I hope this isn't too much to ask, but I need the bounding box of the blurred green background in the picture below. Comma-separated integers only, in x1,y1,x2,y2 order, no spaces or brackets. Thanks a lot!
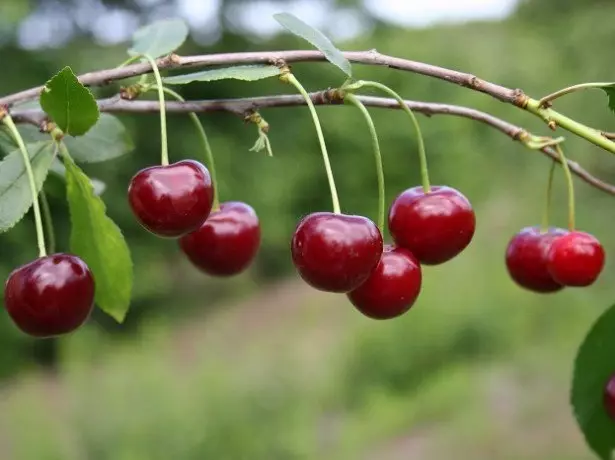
1,0,615,458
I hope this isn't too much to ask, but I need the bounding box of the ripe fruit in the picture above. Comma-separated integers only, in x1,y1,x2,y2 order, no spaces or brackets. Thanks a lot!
604,373,615,421
291,212,383,293
179,201,260,277
128,160,214,238
388,185,475,265
547,231,605,287
347,245,422,319
4,254,95,338
505,226,567,293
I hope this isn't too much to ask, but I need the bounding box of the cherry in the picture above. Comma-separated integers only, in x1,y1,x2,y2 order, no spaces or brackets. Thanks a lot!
604,373,615,421
388,185,475,265
291,212,383,293
547,231,605,287
128,159,214,238
347,245,422,319
179,201,260,277
505,226,568,293
4,253,95,338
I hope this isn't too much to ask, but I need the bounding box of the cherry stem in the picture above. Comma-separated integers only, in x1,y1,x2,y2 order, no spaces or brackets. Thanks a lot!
555,144,576,230
142,54,169,166
283,72,341,214
344,93,385,233
40,189,56,254
541,160,556,232
2,115,46,257
117,55,141,69
538,82,614,107
152,85,220,211
354,80,430,193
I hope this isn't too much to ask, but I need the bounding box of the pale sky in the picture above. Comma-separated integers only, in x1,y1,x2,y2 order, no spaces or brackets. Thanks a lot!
17,0,520,49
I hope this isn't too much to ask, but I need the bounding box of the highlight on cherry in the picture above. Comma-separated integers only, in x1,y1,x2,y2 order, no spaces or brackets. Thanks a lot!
2,13,615,459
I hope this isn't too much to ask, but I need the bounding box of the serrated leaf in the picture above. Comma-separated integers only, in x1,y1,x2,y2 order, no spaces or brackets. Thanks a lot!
128,18,188,59
0,141,56,232
39,66,100,136
49,158,106,195
163,65,281,85
64,155,132,322
602,86,615,115
571,303,615,459
64,114,134,163
273,12,352,77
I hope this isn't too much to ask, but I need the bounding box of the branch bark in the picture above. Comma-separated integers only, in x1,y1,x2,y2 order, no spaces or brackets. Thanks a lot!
10,91,614,195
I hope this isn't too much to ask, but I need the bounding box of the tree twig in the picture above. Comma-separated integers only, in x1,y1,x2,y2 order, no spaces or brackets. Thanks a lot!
10,91,614,196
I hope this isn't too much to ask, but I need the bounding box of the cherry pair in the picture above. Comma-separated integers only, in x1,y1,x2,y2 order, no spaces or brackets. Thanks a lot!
128,160,260,277
505,227,604,293
291,185,475,320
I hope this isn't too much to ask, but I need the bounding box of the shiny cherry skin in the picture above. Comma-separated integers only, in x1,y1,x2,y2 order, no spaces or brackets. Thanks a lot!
604,373,615,421
388,185,476,265
347,245,422,320
291,212,383,293
4,253,95,338
505,226,568,293
546,231,605,287
128,159,214,238
179,201,261,277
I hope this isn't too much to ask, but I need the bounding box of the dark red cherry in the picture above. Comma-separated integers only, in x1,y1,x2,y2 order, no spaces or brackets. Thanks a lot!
388,185,475,265
547,231,605,287
291,212,383,293
347,245,422,319
179,201,260,277
128,159,214,238
505,226,568,293
604,373,615,421
4,253,95,338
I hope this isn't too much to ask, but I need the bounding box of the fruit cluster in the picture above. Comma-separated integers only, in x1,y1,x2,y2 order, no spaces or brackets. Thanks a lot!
3,159,261,338
505,227,604,293
291,185,476,319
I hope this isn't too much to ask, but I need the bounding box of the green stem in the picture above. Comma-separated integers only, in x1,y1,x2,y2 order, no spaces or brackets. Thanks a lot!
538,82,614,106
142,55,169,165
525,98,615,154
354,80,430,192
344,93,385,233
541,160,556,232
554,145,576,231
40,189,56,254
117,55,141,68
151,85,220,210
2,115,46,257
283,73,341,214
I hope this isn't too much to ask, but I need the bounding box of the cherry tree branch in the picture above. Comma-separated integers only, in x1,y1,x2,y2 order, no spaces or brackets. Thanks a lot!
11,91,614,195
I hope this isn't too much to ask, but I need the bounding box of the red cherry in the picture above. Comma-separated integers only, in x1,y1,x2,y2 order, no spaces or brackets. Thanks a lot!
128,160,214,238
505,226,568,293
604,373,615,421
347,245,422,319
388,185,475,265
4,254,95,338
291,212,383,293
179,201,260,277
547,231,605,287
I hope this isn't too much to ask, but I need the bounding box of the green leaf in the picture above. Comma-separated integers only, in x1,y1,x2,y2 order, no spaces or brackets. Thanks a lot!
49,158,106,195
128,18,189,59
602,86,615,115
39,66,100,136
571,303,615,459
64,114,134,163
0,142,56,232
64,155,132,322
0,125,42,154
273,12,352,77
163,65,281,85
